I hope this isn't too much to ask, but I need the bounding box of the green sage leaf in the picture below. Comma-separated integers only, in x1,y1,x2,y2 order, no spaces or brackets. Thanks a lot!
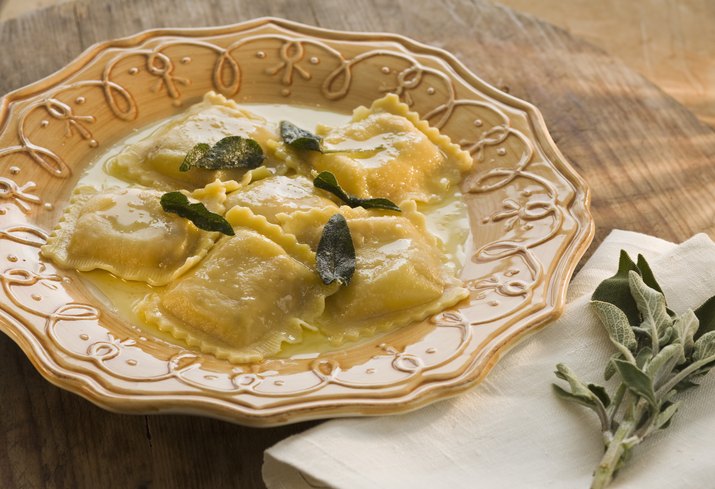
280,120,323,152
636,254,664,295
693,330,715,362
183,136,265,171
554,364,602,408
632,326,652,341
635,347,653,369
613,358,657,408
316,214,355,286
592,300,638,353
553,384,600,411
351,197,402,212
592,250,641,325
280,121,384,155
313,171,351,203
313,171,401,212
646,343,682,386
694,295,715,340
629,270,672,339
658,326,675,346
637,254,676,317
180,143,210,172
160,192,234,236
674,309,699,358
655,400,681,430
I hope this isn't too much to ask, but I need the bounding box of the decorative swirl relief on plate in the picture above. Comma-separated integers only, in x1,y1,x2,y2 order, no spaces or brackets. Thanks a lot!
0,177,41,214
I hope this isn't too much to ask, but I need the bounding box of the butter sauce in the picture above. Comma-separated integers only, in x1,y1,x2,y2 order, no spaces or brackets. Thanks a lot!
74,103,470,356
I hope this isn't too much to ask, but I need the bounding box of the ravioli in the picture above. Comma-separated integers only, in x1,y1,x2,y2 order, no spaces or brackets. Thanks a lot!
106,92,279,190
225,174,337,223
293,94,472,204
52,93,473,363
134,207,338,363
41,184,228,286
277,202,469,344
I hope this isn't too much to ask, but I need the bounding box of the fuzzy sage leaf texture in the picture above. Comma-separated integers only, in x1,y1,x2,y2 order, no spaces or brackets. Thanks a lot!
673,309,698,359
316,214,355,286
179,136,265,172
160,192,234,236
279,120,323,152
612,359,657,408
591,300,637,355
693,331,715,361
553,250,715,489
179,143,210,171
628,270,671,341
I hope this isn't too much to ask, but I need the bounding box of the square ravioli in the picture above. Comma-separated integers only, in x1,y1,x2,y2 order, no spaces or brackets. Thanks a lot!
225,174,337,223
277,202,469,344
300,94,473,204
106,92,279,190
41,184,229,286
135,207,338,363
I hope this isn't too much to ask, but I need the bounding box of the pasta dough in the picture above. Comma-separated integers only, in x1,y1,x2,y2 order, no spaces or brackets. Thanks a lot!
106,92,279,190
134,207,338,363
41,184,228,286
278,202,469,344
295,94,473,204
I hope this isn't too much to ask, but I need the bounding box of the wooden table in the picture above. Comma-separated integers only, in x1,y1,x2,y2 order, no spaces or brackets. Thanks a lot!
1,1,714,487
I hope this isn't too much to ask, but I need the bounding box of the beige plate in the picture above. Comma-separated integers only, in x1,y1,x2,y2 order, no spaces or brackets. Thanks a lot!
0,18,593,426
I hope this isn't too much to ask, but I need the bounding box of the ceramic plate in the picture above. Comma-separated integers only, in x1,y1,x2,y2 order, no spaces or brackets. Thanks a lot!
0,18,593,426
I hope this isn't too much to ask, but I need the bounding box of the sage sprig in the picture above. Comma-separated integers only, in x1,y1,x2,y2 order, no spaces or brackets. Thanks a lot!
280,121,323,152
553,251,715,489
313,171,401,212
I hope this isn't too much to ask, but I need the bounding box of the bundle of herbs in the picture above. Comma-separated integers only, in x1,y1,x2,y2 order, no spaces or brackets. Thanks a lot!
554,251,715,489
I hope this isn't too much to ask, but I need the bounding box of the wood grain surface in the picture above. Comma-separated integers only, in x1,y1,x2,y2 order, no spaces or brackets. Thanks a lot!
0,0,714,488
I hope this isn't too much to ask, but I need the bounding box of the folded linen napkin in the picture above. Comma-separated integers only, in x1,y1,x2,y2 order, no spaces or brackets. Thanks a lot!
263,230,715,489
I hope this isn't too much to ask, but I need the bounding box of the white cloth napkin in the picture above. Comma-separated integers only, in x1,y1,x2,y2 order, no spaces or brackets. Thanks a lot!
263,230,715,489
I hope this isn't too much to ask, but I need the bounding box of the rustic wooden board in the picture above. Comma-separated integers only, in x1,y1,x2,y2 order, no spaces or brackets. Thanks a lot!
0,0,714,487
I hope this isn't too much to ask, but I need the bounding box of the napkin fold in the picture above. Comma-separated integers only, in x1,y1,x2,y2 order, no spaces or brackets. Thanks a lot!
263,230,715,489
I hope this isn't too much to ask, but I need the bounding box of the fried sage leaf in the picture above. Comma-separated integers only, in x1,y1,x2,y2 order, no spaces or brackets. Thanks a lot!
280,120,384,155
160,192,234,236
180,136,264,172
313,171,351,202
316,214,355,286
179,143,211,172
313,171,401,212
280,120,323,152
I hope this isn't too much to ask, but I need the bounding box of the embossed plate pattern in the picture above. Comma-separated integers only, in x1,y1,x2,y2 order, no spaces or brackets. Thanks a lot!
0,18,593,426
